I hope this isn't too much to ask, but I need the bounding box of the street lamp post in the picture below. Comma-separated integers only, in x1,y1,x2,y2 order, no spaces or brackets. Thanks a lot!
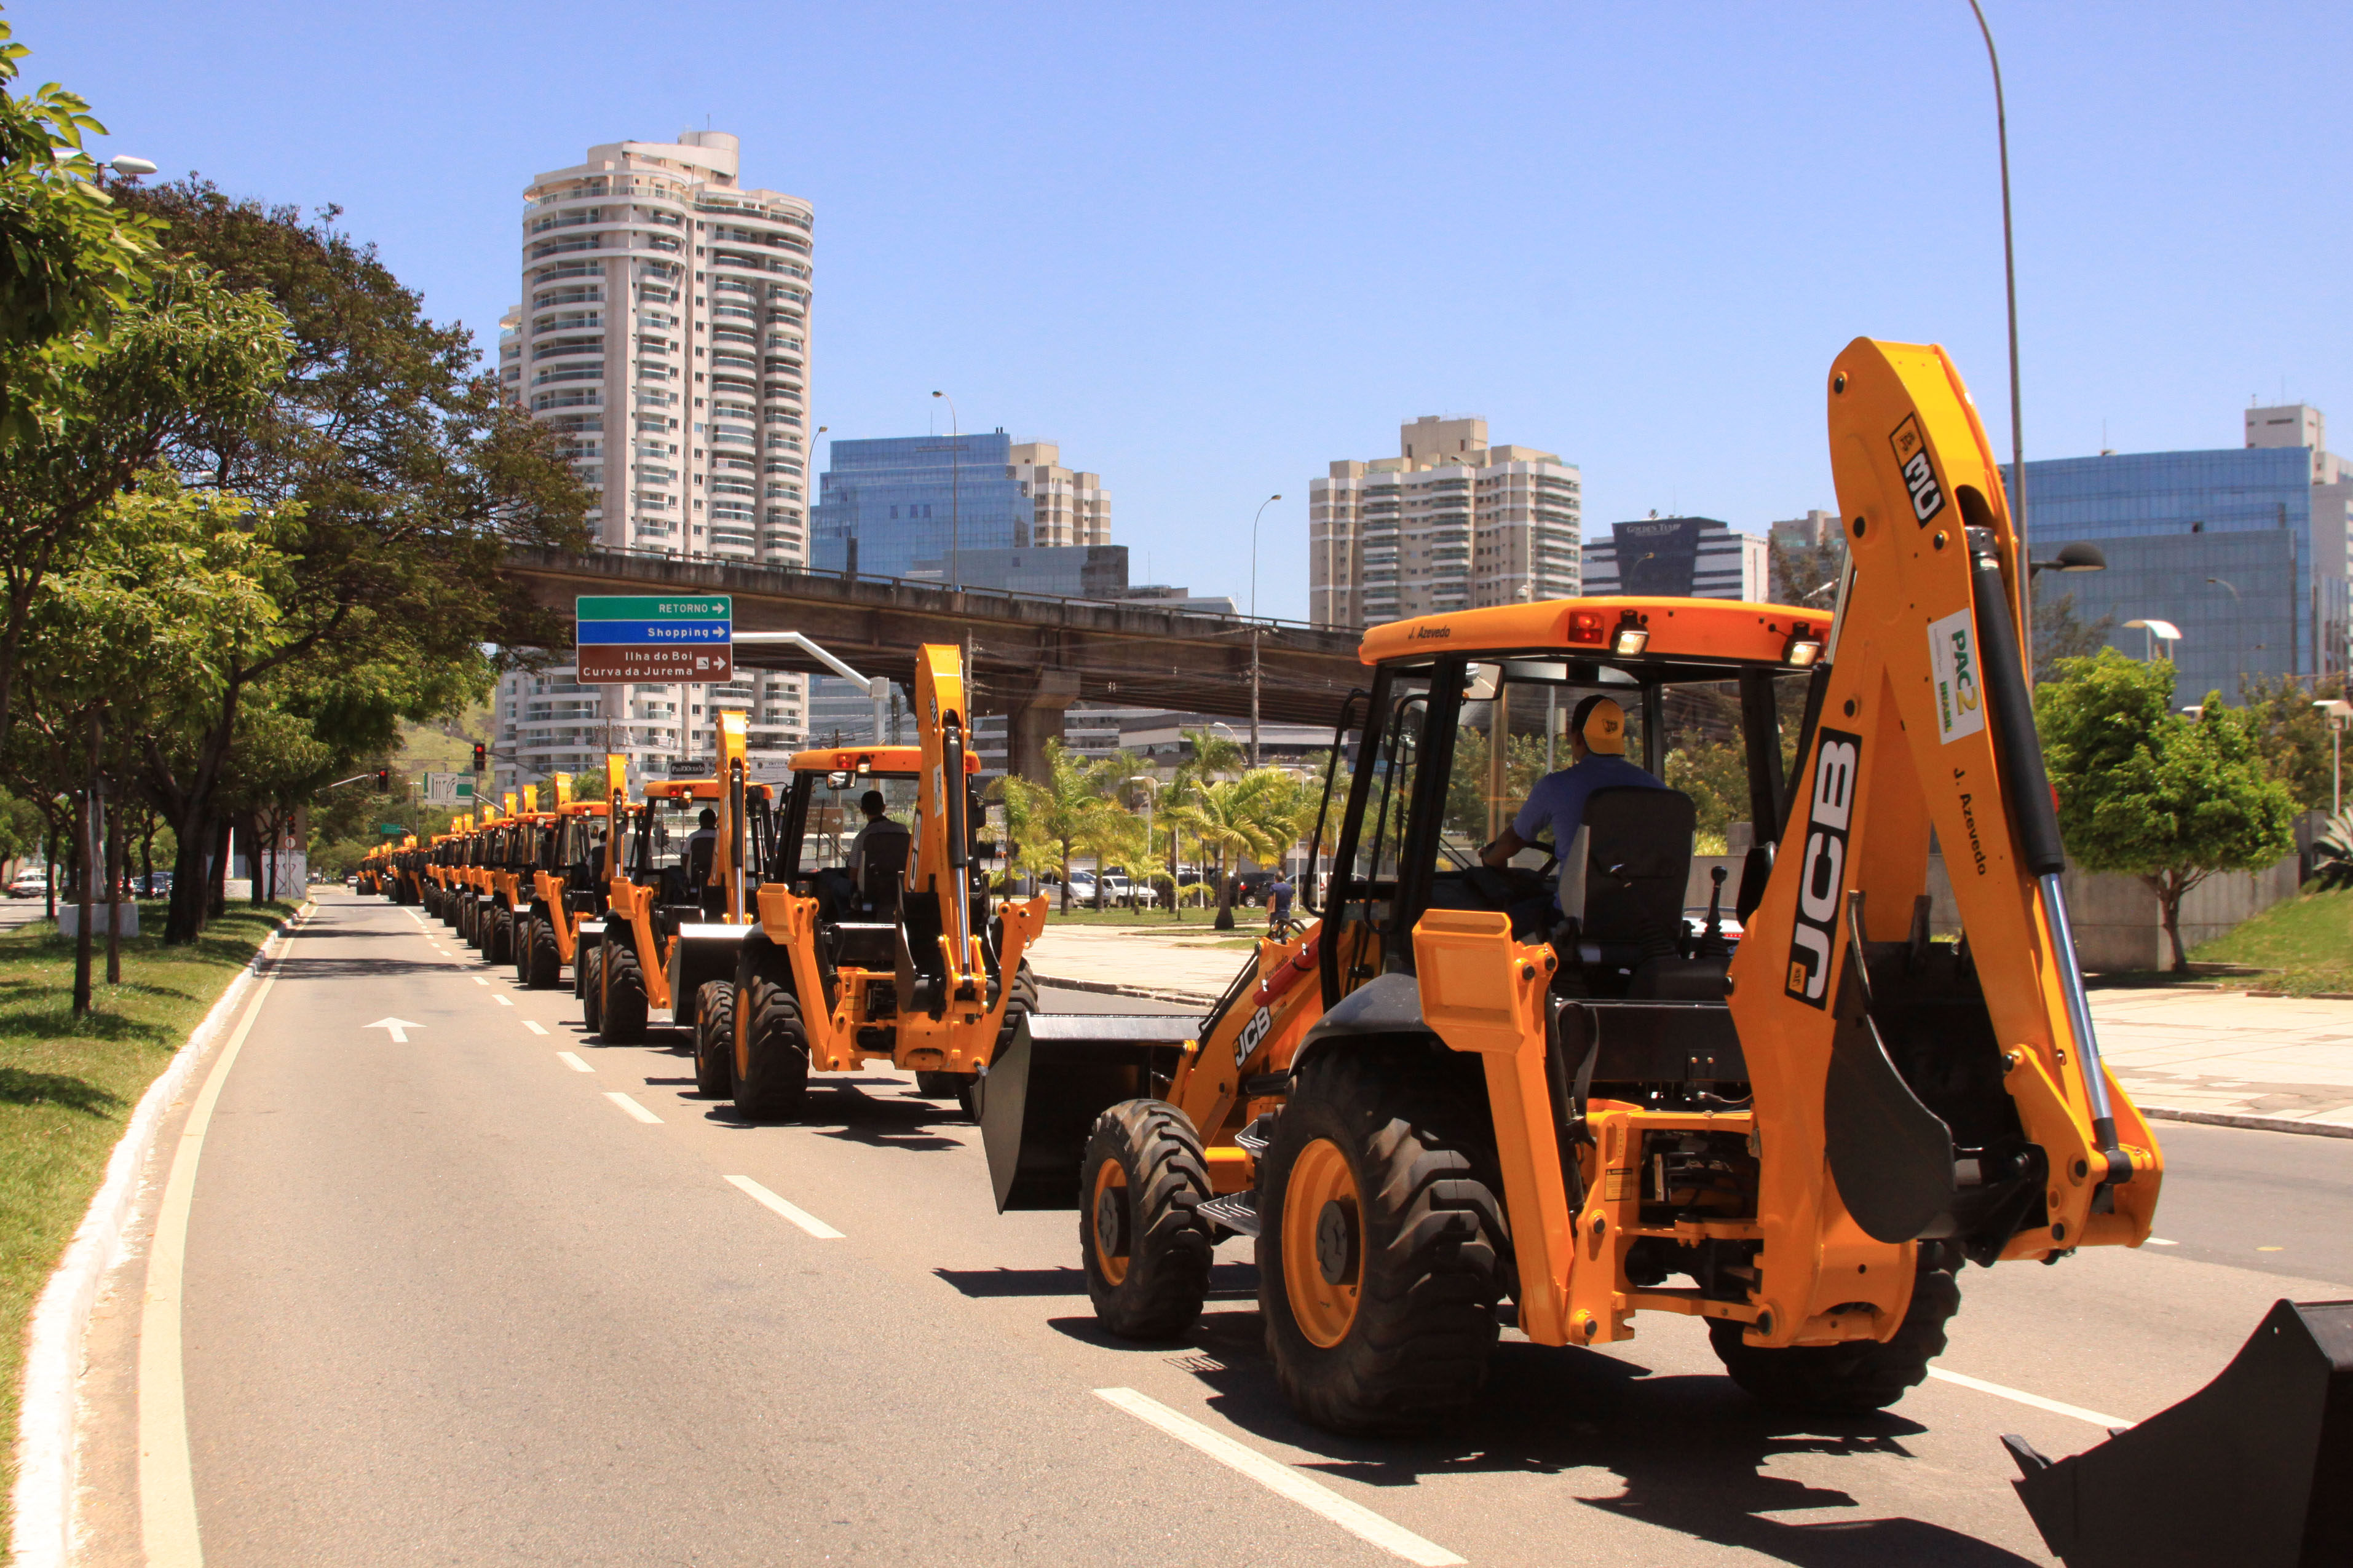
2123,618,2182,663
2209,577,2244,694
931,391,960,591
2317,700,2352,816
1967,0,2029,629
1127,774,1161,914
1248,492,1282,766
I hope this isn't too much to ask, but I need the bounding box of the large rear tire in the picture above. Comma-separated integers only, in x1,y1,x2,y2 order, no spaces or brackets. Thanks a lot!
1707,1259,1961,1412
1257,1046,1506,1435
1082,1099,1214,1340
602,939,649,1043
694,980,735,1098
525,916,562,990
580,943,604,1034
489,907,513,967
735,972,809,1121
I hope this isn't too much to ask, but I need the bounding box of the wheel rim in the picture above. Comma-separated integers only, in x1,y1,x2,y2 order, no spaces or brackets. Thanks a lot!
1283,1137,1362,1348
1090,1156,1129,1286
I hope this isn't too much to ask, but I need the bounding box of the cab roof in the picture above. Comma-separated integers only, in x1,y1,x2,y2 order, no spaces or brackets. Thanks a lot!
1356,595,1826,676
786,744,981,776
643,778,778,802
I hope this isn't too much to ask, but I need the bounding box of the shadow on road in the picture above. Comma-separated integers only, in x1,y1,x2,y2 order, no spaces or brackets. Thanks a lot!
936,1261,1256,1302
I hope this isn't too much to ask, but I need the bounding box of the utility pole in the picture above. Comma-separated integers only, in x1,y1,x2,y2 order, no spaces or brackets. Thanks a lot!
1248,493,1281,766
933,390,961,591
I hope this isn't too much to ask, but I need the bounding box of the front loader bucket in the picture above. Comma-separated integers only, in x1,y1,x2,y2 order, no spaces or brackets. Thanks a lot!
2004,1298,2353,1567
980,1012,1198,1213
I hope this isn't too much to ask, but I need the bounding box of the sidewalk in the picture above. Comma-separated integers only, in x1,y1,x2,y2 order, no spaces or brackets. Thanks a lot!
1026,927,2353,1132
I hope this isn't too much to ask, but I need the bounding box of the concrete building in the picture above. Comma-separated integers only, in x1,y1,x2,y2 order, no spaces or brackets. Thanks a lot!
492,130,814,789
1308,415,1581,628
1768,509,1840,549
1582,516,1768,600
1011,442,1111,548
2020,402,2352,706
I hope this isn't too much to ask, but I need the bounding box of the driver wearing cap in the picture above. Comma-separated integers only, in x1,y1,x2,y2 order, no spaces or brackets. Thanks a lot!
1481,695,1666,887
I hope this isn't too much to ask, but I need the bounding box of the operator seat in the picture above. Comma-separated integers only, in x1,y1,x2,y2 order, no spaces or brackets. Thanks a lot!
1562,786,1723,1000
856,829,909,920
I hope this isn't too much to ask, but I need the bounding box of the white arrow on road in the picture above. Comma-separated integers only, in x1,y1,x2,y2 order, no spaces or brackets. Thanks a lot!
363,1018,423,1044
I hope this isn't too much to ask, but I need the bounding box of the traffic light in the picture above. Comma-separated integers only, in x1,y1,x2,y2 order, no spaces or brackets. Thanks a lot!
374,767,389,792
472,742,486,771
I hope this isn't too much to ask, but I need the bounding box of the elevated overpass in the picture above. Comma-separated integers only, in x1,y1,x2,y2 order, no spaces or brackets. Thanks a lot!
501,546,1367,775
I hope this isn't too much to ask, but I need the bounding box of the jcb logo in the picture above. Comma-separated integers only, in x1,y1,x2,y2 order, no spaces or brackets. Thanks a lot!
1890,414,1945,524
1235,1006,1273,1068
1784,729,1860,1008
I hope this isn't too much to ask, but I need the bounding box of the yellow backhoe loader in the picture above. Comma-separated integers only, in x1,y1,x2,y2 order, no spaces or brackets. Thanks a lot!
725,643,1046,1121
579,713,776,1043
515,767,614,991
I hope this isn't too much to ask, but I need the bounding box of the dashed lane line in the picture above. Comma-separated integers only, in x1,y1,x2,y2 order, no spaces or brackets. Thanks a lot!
724,1175,845,1239
493,995,514,1007
1926,1368,2134,1430
557,1052,593,1073
522,1020,549,1035
1092,1387,1463,1566
604,1092,662,1124
471,975,488,986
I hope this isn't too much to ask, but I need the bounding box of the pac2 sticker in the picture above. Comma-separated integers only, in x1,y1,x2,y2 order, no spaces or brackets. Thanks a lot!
1928,607,1985,744
1784,728,1860,1008
1890,414,1945,525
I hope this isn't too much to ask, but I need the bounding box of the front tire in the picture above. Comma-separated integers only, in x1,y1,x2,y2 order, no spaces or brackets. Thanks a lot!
580,943,604,1034
962,961,1039,1121
735,971,810,1121
694,980,735,1097
602,939,648,1043
525,916,562,990
488,907,513,967
1082,1100,1214,1340
1707,1258,1961,1412
1257,1046,1506,1435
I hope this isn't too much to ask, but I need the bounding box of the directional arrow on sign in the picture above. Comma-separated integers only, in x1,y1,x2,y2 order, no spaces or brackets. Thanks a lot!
363,1018,422,1044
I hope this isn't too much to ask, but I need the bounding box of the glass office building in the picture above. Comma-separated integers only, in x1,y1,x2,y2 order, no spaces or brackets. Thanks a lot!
810,431,1028,580
2022,445,2347,706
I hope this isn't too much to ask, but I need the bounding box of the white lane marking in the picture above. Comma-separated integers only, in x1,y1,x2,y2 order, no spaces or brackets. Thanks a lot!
140,918,294,1562
604,1092,662,1124
558,1051,593,1073
472,976,488,987
521,1019,549,1035
1927,1369,2134,1430
1091,1387,1464,1566
362,1017,421,1044
724,1175,845,1239
493,995,514,1007
2146,1237,2178,1246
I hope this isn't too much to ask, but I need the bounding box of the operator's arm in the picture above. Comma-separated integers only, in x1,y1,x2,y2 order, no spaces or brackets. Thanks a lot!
1481,827,1527,869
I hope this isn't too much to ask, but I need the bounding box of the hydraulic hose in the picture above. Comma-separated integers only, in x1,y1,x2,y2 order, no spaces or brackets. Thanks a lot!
1966,527,2127,1180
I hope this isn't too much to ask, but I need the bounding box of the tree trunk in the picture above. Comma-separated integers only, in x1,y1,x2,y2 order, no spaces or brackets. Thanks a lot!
105,771,123,985
73,710,98,1016
2154,873,2188,974
1212,854,1235,931
1058,845,1072,913
208,817,231,923
42,819,53,921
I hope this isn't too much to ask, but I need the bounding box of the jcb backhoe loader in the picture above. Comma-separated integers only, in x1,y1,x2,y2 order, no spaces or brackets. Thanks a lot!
578,712,776,1044
986,342,2192,1452
726,643,1047,1121
515,767,614,991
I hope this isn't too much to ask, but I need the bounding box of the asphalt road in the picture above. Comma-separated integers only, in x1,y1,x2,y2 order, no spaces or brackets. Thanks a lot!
81,891,2353,1566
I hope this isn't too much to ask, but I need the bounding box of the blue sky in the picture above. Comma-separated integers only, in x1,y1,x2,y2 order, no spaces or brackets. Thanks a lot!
27,2,2353,619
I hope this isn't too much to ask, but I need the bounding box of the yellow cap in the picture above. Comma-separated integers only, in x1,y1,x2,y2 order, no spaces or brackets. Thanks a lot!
1575,695,1627,755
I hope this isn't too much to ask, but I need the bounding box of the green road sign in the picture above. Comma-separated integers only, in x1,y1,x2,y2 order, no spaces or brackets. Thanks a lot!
575,595,731,621
379,822,406,835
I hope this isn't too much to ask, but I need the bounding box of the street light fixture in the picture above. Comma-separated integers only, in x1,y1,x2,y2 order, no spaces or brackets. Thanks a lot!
1248,492,1282,766
1127,773,1162,911
2027,542,2107,578
106,156,157,178
2123,618,2181,662
2315,699,2352,816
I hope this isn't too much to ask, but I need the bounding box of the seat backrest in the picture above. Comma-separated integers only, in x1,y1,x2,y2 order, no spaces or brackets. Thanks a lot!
1579,787,1696,956
858,828,909,916
686,834,714,889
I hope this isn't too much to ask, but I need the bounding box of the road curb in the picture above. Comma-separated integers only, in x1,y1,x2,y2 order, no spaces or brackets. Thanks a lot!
7,902,307,1568
1035,975,1216,1009
2140,1104,2353,1140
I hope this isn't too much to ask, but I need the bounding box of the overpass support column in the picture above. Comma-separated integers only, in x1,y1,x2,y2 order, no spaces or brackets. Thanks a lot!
1011,670,1080,784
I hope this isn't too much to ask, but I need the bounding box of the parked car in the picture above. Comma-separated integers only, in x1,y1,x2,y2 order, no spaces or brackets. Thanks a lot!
132,871,173,896
7,869,47,899
1232,868,1284,906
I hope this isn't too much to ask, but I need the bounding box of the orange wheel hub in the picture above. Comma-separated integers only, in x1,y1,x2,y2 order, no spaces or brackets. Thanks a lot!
1283,1137,1362,1347
1090,1156,1129,1286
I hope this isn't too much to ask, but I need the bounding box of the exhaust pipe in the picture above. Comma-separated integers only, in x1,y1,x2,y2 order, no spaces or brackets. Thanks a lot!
2004,1297,2353,1566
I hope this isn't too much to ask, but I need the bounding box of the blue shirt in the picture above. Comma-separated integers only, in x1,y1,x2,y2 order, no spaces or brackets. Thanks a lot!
1512,755,1667,865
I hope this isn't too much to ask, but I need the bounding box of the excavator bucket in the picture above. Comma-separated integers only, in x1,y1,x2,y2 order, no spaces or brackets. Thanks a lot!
2004,1298,2353,1567
980,1012,1198,1211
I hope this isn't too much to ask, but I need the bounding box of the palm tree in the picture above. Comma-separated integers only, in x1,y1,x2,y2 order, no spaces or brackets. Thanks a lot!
1163,727,1246,921
1168,766,1305,930
994,740,1132,912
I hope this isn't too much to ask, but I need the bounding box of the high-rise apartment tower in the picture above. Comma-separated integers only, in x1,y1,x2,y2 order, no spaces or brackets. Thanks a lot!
1308,415,1581,628
493,131,814,787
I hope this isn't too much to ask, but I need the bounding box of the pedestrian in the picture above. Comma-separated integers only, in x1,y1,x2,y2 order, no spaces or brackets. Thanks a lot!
1268,872,1294,929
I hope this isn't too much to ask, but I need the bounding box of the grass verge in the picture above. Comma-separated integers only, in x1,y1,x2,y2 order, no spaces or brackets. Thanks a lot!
0,900,293,1526
2189,885,2353,995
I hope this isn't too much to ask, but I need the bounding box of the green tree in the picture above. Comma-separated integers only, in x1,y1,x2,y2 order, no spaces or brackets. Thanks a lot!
1664,736,1749,852
2038,649,2299,972
115,182,589,938
1768,532,1845,609
995,741,1131,912
2237,672,2338,812
2031,588,2116,682
1169,767,1309,930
